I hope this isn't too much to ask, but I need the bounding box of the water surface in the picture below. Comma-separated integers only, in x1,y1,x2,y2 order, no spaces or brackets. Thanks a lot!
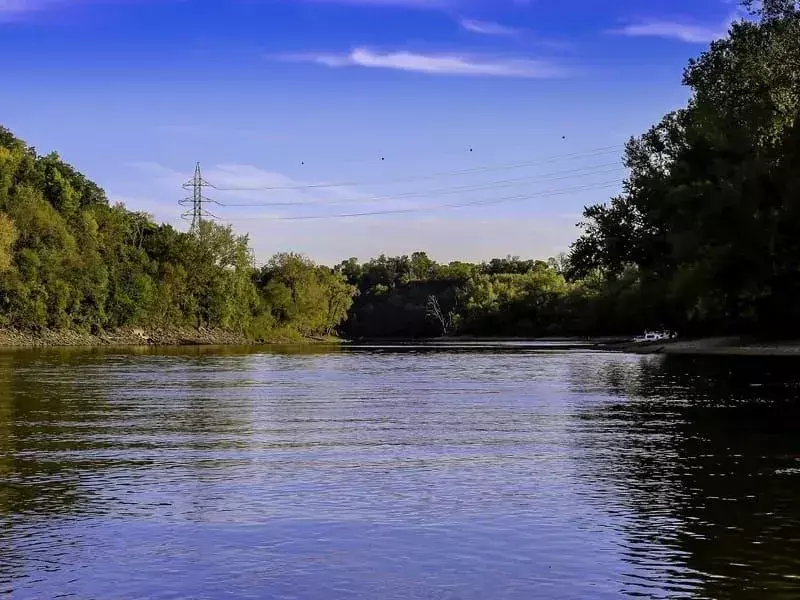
1,345,799,599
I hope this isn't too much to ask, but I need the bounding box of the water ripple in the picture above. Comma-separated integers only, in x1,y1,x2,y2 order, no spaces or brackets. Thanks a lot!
1,347,799,599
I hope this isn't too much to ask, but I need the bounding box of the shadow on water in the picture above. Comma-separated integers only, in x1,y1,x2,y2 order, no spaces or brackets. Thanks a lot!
569,354,800,599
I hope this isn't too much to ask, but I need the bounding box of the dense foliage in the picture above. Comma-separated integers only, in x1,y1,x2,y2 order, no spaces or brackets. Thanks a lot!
0,129,355,339
2,1,798,341
339,2,800,340
569,0,800,337
335,253,646,339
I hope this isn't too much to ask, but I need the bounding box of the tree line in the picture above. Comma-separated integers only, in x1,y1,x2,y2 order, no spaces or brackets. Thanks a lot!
1,0,798,341
0,129,354,340
334,253,637,338
569,0,800,338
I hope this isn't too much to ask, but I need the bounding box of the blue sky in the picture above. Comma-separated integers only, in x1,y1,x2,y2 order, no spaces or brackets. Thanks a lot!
1,0,741,265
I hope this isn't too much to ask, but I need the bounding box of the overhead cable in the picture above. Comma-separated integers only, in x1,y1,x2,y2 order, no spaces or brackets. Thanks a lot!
220,180,622,221
209,144,625,192
214,162,625,207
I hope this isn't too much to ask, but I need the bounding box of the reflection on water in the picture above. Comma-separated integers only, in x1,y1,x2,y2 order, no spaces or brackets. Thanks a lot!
1,346,799,599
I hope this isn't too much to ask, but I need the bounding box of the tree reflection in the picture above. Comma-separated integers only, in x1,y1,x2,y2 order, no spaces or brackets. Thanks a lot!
0,350,114,589
0,351,110,518
571,354,800,598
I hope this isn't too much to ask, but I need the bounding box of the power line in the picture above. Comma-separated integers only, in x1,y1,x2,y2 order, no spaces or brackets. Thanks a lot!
276,136,581,170
220,180,622,222
293,144,478,168
214,162,625,208
179,162,218,233
209,144,625,192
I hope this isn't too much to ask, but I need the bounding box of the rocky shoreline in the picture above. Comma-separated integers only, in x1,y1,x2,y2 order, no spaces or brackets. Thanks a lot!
0,326,254,348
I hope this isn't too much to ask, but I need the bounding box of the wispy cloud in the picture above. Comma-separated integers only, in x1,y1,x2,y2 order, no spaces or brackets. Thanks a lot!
280,47,565,78
0,0,140,21
460,18,519,36
117,160,588,263
458,20,573,51
612,20,728,43
0,0,63,20
122,161,384,212
611,8,747,44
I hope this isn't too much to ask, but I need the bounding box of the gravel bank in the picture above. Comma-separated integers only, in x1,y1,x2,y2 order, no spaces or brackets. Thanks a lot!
0,326,250,348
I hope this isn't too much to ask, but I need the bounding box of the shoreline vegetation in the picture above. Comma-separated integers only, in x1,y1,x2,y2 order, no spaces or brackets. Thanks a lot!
2,2,799,350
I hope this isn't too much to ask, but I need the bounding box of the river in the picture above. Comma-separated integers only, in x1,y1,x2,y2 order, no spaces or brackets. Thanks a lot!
1,344,799,599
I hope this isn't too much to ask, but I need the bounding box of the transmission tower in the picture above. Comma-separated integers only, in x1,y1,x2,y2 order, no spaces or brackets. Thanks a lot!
179,162,216,234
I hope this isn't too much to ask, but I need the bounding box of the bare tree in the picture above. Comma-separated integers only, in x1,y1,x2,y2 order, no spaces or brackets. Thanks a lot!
547,252,570,275
426,294,454,336
127,211,153,250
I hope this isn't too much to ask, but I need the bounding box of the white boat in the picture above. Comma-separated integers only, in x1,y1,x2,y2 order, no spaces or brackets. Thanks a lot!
633,330,676,343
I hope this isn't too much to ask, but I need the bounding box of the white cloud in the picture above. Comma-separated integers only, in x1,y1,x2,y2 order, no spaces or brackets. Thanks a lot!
282,47,565,78
0,0,63,20
612,20,728,43
0,0,531,19
460,18,519,36
611,7,749,44
119,161,392,227
113,159,609,265
0,0,155,21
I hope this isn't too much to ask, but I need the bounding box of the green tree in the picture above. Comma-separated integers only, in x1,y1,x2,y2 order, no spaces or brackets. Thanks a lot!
0,213,17,272
256,253,356,337
569,2,800,336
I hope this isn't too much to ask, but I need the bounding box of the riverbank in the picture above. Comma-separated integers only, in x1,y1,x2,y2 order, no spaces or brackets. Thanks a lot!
352,336,630,345
4,327,799,356
0,326,341,348
351,335,800,357
603,336,800,357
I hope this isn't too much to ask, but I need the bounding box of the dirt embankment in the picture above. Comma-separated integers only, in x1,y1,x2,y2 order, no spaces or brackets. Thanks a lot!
0,326,251,348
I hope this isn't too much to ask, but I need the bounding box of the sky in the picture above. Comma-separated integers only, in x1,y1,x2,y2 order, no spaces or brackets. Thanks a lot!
0,0,744,265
